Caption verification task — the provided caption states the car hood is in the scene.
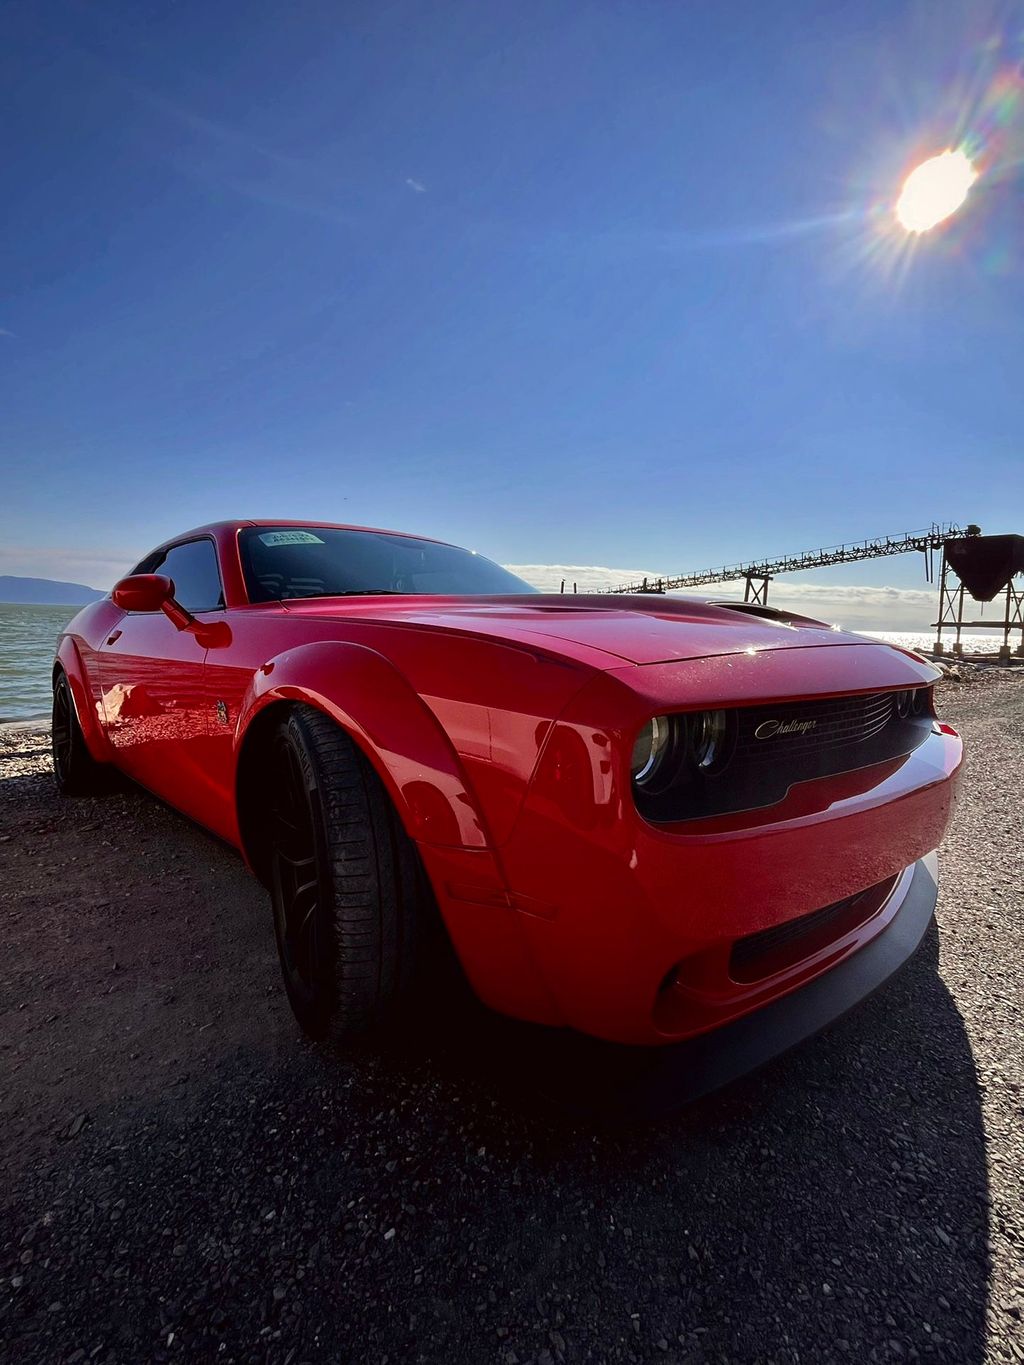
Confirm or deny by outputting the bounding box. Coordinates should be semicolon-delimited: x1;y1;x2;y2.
277;594;879;667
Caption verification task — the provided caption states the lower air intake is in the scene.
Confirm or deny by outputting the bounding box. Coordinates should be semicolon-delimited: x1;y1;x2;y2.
729;875;900;982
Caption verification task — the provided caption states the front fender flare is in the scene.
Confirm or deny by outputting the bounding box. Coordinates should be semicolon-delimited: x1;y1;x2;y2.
235;640;492;849
54;636;112;762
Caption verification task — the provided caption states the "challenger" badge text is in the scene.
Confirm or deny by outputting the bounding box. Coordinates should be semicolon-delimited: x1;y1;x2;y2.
754;718;818;739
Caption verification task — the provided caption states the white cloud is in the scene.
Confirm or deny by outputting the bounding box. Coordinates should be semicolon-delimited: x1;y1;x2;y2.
0;328;14;338
506;563;664;594
405;178;427;193
505;564;938;631
691;580;936;631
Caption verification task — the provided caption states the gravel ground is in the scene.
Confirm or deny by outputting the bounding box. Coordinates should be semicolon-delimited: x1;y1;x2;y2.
1;670;1022;1364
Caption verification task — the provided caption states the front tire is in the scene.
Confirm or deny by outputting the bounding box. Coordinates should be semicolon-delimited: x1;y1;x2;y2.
51;672;111;796
267;706;429;1041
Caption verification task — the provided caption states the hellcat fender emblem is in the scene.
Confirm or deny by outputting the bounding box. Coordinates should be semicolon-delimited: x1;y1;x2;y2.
216;700;229;725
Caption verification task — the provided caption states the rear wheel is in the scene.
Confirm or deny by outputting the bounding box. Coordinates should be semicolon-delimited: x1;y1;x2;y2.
51;672;111;796
267;705;429;1041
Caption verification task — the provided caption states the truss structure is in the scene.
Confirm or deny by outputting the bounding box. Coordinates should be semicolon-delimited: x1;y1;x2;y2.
605;523;967;598
594;520;1024;663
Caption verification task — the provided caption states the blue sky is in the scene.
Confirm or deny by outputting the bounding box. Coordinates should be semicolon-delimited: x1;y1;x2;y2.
2;0;1022;627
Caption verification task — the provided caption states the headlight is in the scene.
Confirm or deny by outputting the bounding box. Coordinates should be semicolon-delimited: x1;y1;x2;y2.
691;709;727;769
631;709;734;797
895;691;912;719
911;686;929;716
631;715;675;788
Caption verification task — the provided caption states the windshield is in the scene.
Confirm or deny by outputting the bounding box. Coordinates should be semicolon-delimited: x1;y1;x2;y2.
239;527;538;602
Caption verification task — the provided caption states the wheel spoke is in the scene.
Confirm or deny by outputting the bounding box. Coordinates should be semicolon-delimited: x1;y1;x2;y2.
270;816;306;860
299;899;318;979
52;684;73;776
286;882;317;934
276;851;316;878
270;733;321;999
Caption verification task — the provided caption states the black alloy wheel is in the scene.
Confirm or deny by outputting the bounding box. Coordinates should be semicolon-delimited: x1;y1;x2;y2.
51;672;110;796
269;724;323;1017
266;706;432;1042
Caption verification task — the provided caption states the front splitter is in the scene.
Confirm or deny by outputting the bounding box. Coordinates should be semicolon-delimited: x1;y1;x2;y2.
514;852;938;1120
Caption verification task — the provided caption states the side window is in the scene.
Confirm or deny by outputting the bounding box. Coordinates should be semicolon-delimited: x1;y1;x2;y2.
130;551;163;575
152;540;225;612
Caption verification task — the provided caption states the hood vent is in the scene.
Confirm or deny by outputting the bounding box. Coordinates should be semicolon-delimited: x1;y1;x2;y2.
709;601;831;630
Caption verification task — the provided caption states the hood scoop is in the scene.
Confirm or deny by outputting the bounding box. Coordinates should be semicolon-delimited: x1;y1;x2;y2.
707;600;835;630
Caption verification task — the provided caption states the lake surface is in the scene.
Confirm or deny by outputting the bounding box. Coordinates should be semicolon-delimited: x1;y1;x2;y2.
1;603;81;723
0;601;1007;725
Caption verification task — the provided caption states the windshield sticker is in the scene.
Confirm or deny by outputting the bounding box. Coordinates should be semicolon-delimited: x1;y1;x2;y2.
258;531;325;546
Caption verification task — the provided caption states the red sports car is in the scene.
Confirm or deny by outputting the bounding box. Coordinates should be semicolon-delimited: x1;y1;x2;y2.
53;520;962;1098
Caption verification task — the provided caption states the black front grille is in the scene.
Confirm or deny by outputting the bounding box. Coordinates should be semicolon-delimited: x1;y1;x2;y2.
637;687;934;823
735;691;896;761
730;876;898;981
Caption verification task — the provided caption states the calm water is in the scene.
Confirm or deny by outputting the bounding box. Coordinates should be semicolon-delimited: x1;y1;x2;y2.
0;603;82;724
0;602;1006;726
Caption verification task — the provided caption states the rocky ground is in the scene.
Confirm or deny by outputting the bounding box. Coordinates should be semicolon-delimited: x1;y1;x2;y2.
1;670;1022;1364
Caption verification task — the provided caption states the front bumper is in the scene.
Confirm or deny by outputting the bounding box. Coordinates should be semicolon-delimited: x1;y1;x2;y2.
421;708;961;1046
527;852;940;1119
643;851;937;1104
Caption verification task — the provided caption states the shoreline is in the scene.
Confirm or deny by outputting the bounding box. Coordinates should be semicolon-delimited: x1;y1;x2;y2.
0;715;51;734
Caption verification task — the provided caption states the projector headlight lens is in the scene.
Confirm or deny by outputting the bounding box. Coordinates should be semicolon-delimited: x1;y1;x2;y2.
691;709;727;769
631;715;674;788
895;691;912;719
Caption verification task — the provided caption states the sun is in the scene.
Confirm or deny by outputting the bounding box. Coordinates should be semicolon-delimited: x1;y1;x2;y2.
895;149;978;232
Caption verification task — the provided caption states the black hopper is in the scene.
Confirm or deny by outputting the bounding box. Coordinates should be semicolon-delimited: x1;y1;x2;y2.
936;533;1024;660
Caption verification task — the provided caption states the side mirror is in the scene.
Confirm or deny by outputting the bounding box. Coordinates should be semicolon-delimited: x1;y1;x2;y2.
111;574;174;613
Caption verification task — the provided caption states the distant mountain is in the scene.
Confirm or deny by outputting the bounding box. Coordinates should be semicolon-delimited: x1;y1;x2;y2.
0;575;104;605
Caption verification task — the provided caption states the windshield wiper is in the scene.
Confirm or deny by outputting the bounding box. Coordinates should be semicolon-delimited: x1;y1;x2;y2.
336;589;408;596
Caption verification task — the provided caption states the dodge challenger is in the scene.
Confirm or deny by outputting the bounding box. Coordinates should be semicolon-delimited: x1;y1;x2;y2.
52;520;963;1099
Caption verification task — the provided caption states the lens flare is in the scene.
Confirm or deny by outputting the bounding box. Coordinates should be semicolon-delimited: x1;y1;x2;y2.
895;149;978;232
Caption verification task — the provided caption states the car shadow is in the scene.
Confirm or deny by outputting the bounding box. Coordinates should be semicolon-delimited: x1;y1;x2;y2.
359;918;990;1359
0;753;990;1364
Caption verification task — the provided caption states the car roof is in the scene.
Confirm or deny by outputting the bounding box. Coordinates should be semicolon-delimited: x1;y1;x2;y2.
155;519;457;551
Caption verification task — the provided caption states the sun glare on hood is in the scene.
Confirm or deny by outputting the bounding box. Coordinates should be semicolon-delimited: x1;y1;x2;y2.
895;149;977;232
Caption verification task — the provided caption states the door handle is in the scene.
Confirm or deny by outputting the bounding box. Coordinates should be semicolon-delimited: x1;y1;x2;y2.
106;630;122;645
